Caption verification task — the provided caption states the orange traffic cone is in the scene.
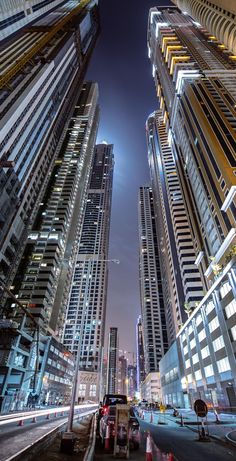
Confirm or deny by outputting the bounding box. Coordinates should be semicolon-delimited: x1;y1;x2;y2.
146;432;153;461
104;424;110;451
18;419;23;426
168;453;175;461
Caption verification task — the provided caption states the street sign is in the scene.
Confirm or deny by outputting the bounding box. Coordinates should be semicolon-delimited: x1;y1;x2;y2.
194;399;208;418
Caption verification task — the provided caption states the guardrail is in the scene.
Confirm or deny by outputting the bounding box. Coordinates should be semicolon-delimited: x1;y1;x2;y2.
0;404;98;426
83;413;97;461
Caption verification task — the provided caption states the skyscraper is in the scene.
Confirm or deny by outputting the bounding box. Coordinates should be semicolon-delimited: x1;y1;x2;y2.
172;1;236;54
63;143;114;401
107;327;119;394
147;5;236;408
138;186;168;373
136;316;145;391
0;82;99;409
146;111;205;341
117;355;128;396
0;0;72;40
0;0;100;287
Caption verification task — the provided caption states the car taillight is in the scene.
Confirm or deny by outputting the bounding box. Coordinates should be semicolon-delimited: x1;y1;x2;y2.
103;405;108;415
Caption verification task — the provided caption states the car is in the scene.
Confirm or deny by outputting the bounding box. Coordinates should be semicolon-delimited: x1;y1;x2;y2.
99;405;140;450
98;393;127;419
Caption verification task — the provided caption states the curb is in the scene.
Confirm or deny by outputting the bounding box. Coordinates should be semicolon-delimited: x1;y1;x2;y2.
225;431;236;447
83;413;97;461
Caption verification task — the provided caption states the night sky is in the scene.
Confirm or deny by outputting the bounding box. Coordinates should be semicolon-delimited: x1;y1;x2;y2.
87;0;171;356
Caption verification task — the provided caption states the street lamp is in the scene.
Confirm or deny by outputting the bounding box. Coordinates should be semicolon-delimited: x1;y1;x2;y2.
61;257;119;451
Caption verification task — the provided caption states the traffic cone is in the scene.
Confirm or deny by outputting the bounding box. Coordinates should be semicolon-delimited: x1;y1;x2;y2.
150;412;153;423
146;432;153;461
214;410;220;424
168;453;174;461
32;416;36;423
18;419;23;426
104;424;110;451
180;414;184;427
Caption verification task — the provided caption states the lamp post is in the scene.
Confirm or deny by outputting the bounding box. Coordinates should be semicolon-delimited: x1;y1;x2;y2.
61;257;119;451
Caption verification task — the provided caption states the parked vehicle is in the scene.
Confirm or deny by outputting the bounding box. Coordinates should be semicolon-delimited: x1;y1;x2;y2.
98;393;127;420
99;405;140;449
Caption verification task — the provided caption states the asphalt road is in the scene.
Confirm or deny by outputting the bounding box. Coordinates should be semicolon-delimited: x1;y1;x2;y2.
140;419;236;461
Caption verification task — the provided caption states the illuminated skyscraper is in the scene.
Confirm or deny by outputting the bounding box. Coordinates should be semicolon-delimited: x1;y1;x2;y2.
63;143;114;401
0;0;99;287
107;327;119;394
138;186;168;374
172;1;236;54
148;6;236;408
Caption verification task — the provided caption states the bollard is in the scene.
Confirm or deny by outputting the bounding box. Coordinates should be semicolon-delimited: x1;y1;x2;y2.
150;412;153;424
18;419;24;426
46;413;50;419
146;432;153;461
142;410;145;420
104;424;110;451
180;414;184;427
200;421;206;439
61;411;64;417
32;416;37;423
54;412;57;418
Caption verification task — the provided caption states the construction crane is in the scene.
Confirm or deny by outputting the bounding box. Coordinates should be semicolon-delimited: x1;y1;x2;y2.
0;0;91;90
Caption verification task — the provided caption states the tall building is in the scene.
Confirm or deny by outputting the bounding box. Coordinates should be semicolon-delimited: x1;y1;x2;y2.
0;0;69;40
117;355;128;396
146;111;205;342
148;5;236;408
172;1;236;54
63;143;114;402
127;364;137;400
0;0;100;288
0;82;99;411
138;187;168;373
136;316;145;391
107;327;119;394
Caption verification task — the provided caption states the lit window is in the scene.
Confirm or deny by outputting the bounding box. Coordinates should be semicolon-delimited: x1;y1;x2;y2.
213;336;225;352
195;315;202;326
190;338;196;350
209;317;220;333
225;299;236;319
217;357;230;373
195;370;202;381
185;359;190;369
205;300;215;315
198;329;206;342
183;345;188;356
192;353;199;365
231;326;236;341
187;373;193;383
204;365;214;377
201;345;210;359
220;282;231;299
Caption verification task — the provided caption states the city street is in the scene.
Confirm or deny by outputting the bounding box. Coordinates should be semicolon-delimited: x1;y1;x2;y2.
95;411;236;460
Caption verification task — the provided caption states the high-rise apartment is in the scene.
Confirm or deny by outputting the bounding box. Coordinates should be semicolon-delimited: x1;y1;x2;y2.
147;111;205;341
63;143;114;401
0;0;71;40
172;1;236;54
117;355;128;396
138;187;168;373
107;327;119;394
148;6;236;408
0;82;99;410
0;0;99;287
136;316;145;391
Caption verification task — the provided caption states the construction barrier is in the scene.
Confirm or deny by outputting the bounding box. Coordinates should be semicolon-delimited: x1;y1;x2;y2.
146;432;152;461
